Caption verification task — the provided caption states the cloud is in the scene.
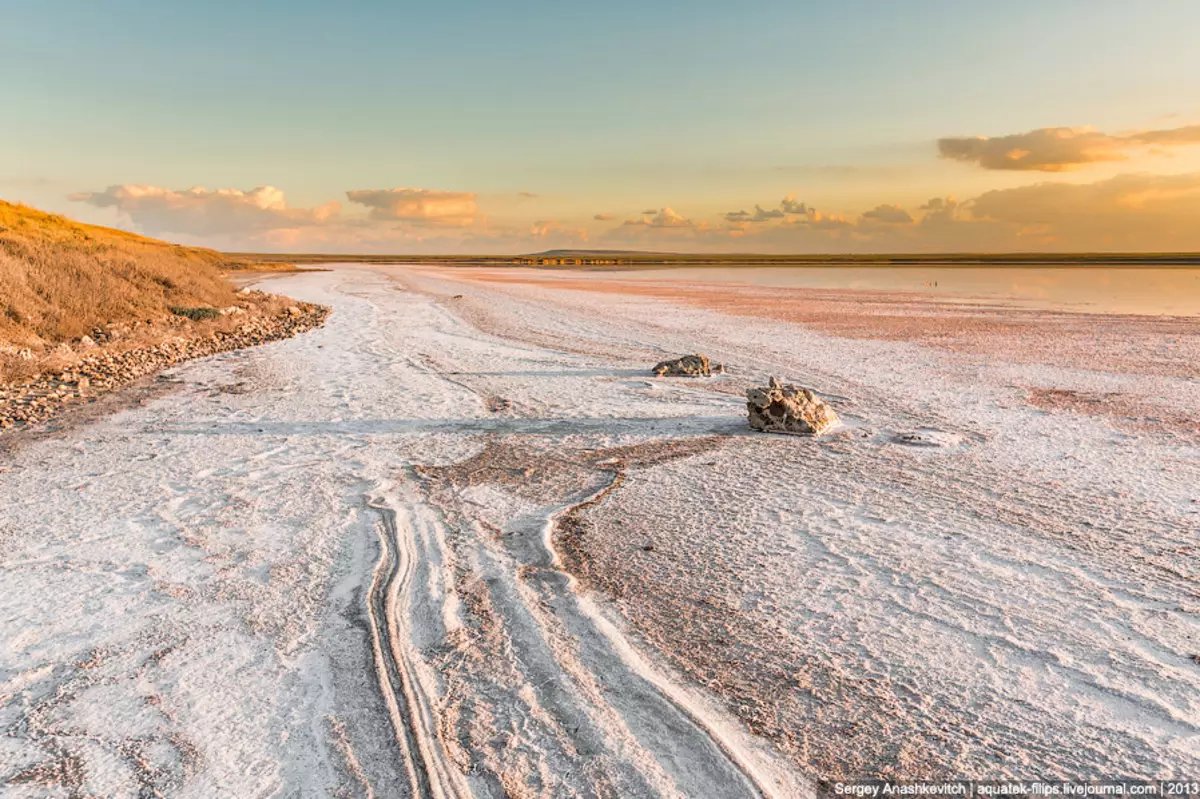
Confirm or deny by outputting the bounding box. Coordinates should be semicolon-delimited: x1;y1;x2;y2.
918;196;958;212
345;187;477;227
69;184;339;238
623;207;694;228
695;172;1200;252
938;124;1200;171
780;194;810;215
860;204;914;224
917;197;962;225
967;171;1200;249
530;219;588;241
724;204;785;223
738;194;839;224
68;169;1200;255
802;212;853;230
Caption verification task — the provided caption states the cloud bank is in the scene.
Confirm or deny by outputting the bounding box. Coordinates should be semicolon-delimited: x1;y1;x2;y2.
70;185;338;239
66;166;1200;253
938;124;1200;171
610;173;1200;252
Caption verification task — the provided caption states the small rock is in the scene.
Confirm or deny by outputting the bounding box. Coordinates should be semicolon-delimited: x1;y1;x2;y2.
78;335;96;349
652;354;721;377
286;306;302;317
746;376;839;436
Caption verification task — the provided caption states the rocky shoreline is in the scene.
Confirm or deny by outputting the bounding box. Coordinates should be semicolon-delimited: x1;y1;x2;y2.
0;302;329;432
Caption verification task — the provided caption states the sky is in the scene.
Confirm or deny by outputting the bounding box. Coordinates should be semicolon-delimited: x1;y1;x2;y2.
3;0;1200;254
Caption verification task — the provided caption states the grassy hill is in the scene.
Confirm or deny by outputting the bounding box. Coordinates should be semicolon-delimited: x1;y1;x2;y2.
0;200;272;348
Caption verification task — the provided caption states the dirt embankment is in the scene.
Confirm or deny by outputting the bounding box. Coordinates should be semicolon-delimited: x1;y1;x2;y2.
0;201;328;433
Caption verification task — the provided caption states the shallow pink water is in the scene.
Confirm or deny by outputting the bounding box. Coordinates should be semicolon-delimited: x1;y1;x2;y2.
582;265;1200;316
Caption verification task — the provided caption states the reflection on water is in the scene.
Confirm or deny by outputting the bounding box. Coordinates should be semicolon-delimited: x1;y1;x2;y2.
596;266;1200;317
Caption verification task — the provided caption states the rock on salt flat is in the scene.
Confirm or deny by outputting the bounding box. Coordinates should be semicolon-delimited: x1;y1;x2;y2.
746;376;840;435
652;353;721;377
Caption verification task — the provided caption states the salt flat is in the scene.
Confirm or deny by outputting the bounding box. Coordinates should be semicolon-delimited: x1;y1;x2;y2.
0;265;1196;797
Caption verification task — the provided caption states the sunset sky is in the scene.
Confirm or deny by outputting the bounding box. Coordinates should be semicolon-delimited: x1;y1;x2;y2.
4;0;1200;253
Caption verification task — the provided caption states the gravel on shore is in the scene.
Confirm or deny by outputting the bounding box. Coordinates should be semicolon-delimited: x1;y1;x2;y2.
0;302;329;431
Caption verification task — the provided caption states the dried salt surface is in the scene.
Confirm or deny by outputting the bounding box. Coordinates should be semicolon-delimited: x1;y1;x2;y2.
401;266;1200;779
1;264;1196;796
0;268;801;798
430;266;1200;380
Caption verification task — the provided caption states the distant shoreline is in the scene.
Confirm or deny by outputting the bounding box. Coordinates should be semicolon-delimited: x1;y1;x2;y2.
225;251;1200;269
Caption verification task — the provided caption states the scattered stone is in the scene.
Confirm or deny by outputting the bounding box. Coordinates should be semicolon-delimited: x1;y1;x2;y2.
652;353;723;377
286;306;302;317
77;335;96;349
220;306;246;316
746;376;839;436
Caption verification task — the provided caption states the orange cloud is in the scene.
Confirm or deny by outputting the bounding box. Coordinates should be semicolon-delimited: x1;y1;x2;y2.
70;184;339;237
67;171;1200;254
346;187;477;227
938;124;1200;171
968;172;1200;248
706;173;1200;251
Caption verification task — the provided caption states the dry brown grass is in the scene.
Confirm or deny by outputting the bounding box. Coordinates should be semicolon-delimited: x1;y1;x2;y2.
0;200;252;348
0;201;309;384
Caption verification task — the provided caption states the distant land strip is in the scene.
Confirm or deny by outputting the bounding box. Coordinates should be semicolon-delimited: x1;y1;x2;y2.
225;251;1200;268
